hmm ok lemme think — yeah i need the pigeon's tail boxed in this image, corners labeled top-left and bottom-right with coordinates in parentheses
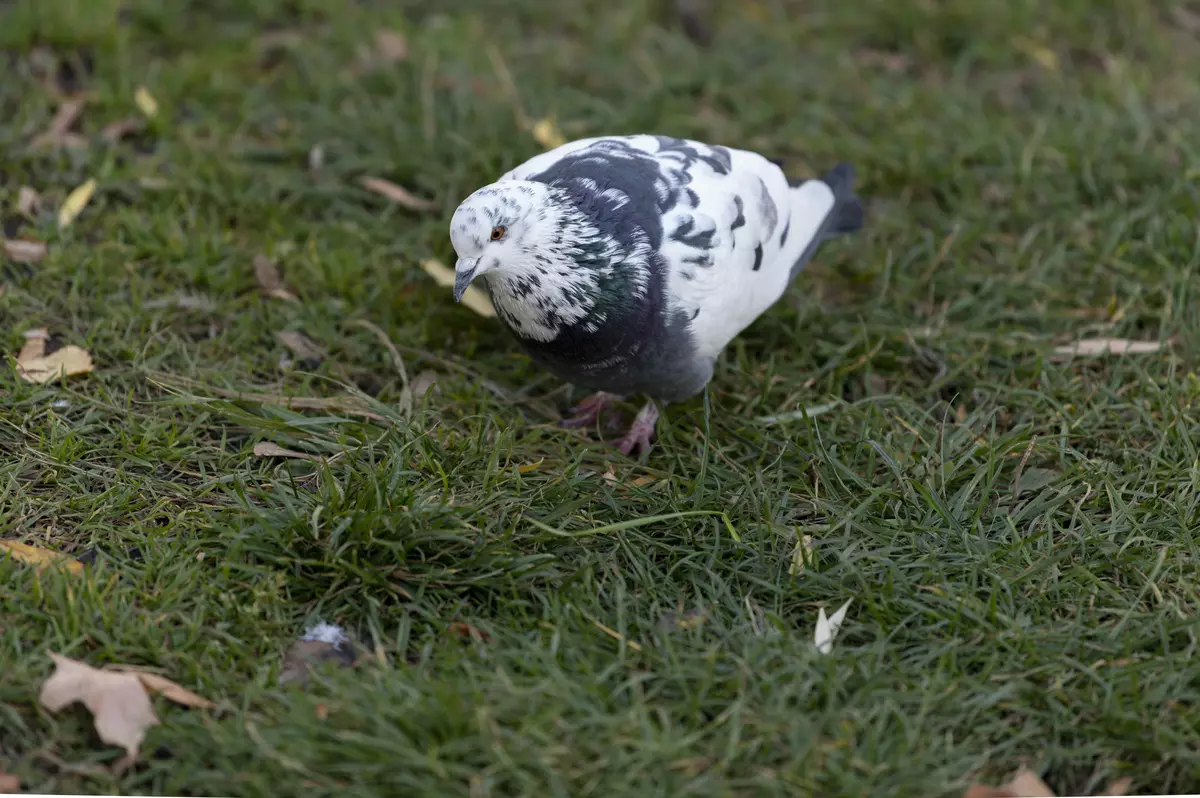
top-left (817, 162), bottom-right (864, 236)
top-left (784, 162), bottom-right (865, 281)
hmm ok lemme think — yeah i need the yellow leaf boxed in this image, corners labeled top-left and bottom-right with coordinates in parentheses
top-left (419, 258), bottom-right (495, 318)
top-left (134, 86), bottom-right (158, 119)
top-left (58, 178), bottom-right (96, 229)
top-left (517, 457), bottom-right (544, 473)
top-left (16, 344), bottom-right (94, 384)
top-left (0, 540), bottom-right (84, 575)
top-left (531, 117), bottom-right (566, 150)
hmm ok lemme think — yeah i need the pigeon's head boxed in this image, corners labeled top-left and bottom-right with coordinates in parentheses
top-left (448, 179), bottom-right (651, 342)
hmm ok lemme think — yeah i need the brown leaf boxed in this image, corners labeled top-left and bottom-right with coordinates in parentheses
top-left (253, 253), bottom-right (298, 301)
top-left (18, 328), bottom-right (48, 361)
top-left (16, 342), bottom-right (94, 385)
top-left (359, 176), bottom-right (437, 212)
top-left (1052, 338), bottom-right (1162, 358)
top-left (103, 667), bottom-right (214, 709)
top-left (17, 185), bottom-right (42, 215)
top-left (373, 30), bottom-right (409, 63)
top-left (253, 441), bottom-right (323, 461)
top-left (0, 770), bottom-right (19, 793)
top-left (39, 653), bottom-right (160, 759)
top-left (279, 639), bottom-right (356, 687)
top-left (29, 99), bottom-right (85, 149)
top-left (275, 330), bottom-right (327, 363)
top-left (963, 767), bottom-right (1056, 798)
top-left (448, 621), bottom-right (492, 643)
top-left (100, 117), bottom-right (145, 142)
top-left (0, 540), bottom-right (84, 575)
top-left (3, 239), bottom-right (48, 264)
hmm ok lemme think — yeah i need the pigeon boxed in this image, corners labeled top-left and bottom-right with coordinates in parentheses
top-left (449, 134), bottom-right (864, 455)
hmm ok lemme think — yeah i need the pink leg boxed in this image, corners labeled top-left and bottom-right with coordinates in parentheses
top-left (614, 401), bottom-right (659, 456)
top-left (559, 391), bottom-right (621, 429)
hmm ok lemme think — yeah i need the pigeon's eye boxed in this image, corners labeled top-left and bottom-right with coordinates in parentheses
top-left (489, 226), bottom-right (506, 242)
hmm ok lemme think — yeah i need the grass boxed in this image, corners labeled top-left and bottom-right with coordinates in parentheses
top-left (3, 0), bottom-right (1200, 795)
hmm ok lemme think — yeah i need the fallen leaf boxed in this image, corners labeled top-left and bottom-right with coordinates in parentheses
top-left (134, 86), bottom-right (158, 118)
top-left (3, 239), bottom-right (48, 263)
top-left (419, 258), bottom-right (495, 317)
top-left (0, 770), bottom-right (19, 793)
top-left (280, 624), bottom-right (357, 686)
top-left (100, 117), bottom-right (144, 141)
top-left (16, 344), bottom-right (94, 385)
top-left (17, 185), bottom-right (42, 215)
top-left (788, 534), bottom-right (814, 577)
top-left (18, 328), bottom-right (48, 361)
top-left (373, 30), bottom-right (409, 63)
top-left (531, 117), bottom-right (566, 150)
top-left (104, 668), bottom-right (214, 709)
top-left (1052, 338), bottom-right (1163, 358)
top-left (144, 293), bottom-right (216, 311)
top-left (963, 766), bottom-right (1056, 798)
top-left (39, 653), bottom-right (160, 760)
top-left (359, 176), bottom-right (437, 212)
top-left (448, 621), bottom-right (492, 643)
top-left (661, 608), bottom-right (708, 630)
top-left (29, 99), bottom-right (85, 150)
top-left (275, 330), bottom-right (327, 364)
top-left (253, 253), bottom-right (298, 301)
top-left (593, 620), bottom-right (642, 651)
top-left (517, 457), bottom-right (544, 473)
top-left (813, 598), bottom-right (852, 655)
top-left (58, 178), bottom-right (97, 229)
top-left (410, 370), bottom-right (439, 403)
top-left (0, 540), bottom-right (84, 575)
top-left (253, 441), bottom-right (323, 461)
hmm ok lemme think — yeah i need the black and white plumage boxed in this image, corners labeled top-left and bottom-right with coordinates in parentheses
top-left (449, 134), bottom-right (864, 454)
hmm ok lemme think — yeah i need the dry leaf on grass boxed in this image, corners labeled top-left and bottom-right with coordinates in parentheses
top-left (17, 185), bottom-right (42, 215)
top-left (419, 258), bottom-right (495, 317)
top-left (29, 99), bottom-right (87, 150)
top-left (0, 770), bottom-right (19, 793)
top-left (144, 293), bottom-right (216, 311)
top-left (3, 239), bottom-right (48, 263)
top-left (517, 457), bottom-right (544, 473)
top-left (275, 330), bottom-right (326, 365)
top-left (814, 598), bottom-right (852, 655)
top-left (253, 253), bottom-right (298, 301)
top-left (100, 118), bottom-right (145, 142)
top-left (134, 86), bottom-right (158, 118)
top-left (58, 178), bottom-right (97, 229)
top-left (448, 621), bottom-right (492, 643)
top-left (531, 117), bottom-right (566, 150)
top-left (0, 540), bottom-right (84, 575)
top-left (15, 330), bottom-right (94, 384)
top-left (410, 370), bottom-right (439, 403)
top-left (253, 441), bottom-right (324, 461)
top-left (103, 667), bottom-right (214, 709)
top-left (373, 30), bottom-right (409, 63)
top-left (789, 534), bottom-right (814, 577)
top-left (962, 766), bottom-right (1132, 798)
top-left (39, 653), bottom-right (160, 760)
top-left (1052, 338), bottom-right (1163, 358)
top-left (359, 176), bottom-right (437, 212)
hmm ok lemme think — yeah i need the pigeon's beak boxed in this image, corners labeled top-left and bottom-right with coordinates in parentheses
top-left (453, 259), bottom-right (479, 303)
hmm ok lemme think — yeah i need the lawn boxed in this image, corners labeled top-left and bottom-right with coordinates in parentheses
top-left (3, 0), bottom-right (1200, 795)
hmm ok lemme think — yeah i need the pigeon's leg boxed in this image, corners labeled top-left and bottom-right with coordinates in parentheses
top-left (559, 391), bottom-right (621, 429)
top-left (614, 401), bottom-right (659, 456)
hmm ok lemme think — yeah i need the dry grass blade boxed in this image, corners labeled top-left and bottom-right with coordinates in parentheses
top-left (276, 330), bottom-right (327, 363)
top-left (253, 441), bottom-right (324, 461)
top-left (360, 176), bottom-right (438, 211)
top-left (101, 117), bottom-right (145, 141)
top-left (789, 534), bottom-right (814, 577)
top-left (29, 99), bottom-right (85, 149)
top-left (419, 258), bottom-right (495, 317)
top-left (448, 621), bottom-right (492, 643)
top-left (253, 253), bottom-right (298, 301)
top-left (146, 372), bottom-right (388, 423)
top-left (134, 86), bottom-right (158, 118)
top-left (3, 239), bottom-right (48, 263)
top-left (1052, 338), bottom-right (1163, 358)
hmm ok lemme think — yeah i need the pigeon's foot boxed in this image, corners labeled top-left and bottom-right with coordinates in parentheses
top-left (559, 391), bottom-right (621, 429)
top-left (614, 401), bottom-right (659, 456)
